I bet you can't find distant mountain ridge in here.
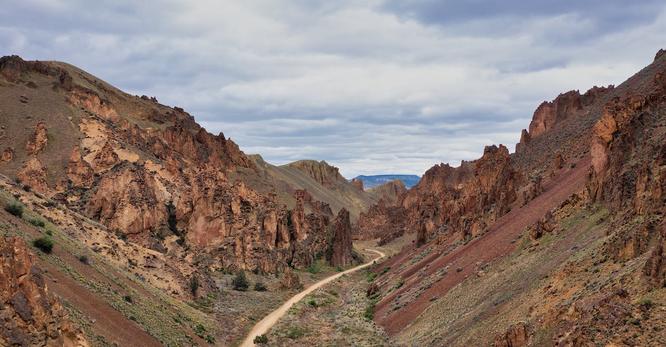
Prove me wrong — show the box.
[353,174,420,189]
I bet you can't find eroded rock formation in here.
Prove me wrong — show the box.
[0,237,88,347]
[329,208,353,267]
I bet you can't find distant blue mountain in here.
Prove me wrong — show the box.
[353,175,420,189]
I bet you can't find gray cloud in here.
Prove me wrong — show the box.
[1,0,665,177]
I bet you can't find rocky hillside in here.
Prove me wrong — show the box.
[0,237,88,347]
[363,49,666,346]
[0,55,356,274]
[0,55,362,344]
[249,155,377,221]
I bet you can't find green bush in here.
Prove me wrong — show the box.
[123,295,133,303]
[253,334,268,344]
[254,282,267,291]
[29,218,46,228]
[78,255,90,265]
[307,299,318,307]
[4,202,23,217]
[204,335,215,344]
[32,237,53,253]
[232,271,249,291]
[364,302,375,321]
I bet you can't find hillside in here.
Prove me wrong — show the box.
[361,49,666,346]
[0,55,363,345]
[249,156,377,221]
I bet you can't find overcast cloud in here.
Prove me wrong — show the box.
[1,0,665,177]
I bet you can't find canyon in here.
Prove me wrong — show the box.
[0,48,664,347]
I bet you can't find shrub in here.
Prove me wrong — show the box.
[78,255,90,265]
[232,271,249,291]
[367,272,377,282]
[204,335,215,344]
[4,202,23,217]
[194,323,206,337]
[32,237,53,253]
[306,262,321,274]
[22,185,31,192]
[253,334,268,344]
[364,303,375,321]
[189,276,200,297]
[285,326,306,339]
[123,295,133,303]
[254,282,267,292]
[45,229,53,236]
[307,299,318,307]
[29,218,46,228]
[639,298,654,310]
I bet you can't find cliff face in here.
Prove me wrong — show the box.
[357,145,523,245]
[0,55,352,274]
[0,237,88,347]
[363,50,666,346]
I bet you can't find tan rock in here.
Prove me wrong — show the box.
[25,121,48,155]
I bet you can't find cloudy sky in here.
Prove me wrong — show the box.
[2,1,665,177]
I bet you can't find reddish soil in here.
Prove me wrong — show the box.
[44,264,162,347]
[375,156,591,334]
[0,210,162,347]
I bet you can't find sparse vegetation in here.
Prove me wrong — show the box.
[4,201,23,217]
[306,261,321,274]
[367,271,377,282]
[285,326,306,339]
[232,271,249,291]
[254,281,267,291]
[28,217,46,228]
[32,237,53,253]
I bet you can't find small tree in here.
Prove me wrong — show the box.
[232,271,249,291]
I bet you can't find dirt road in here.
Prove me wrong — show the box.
[239,249,386,347]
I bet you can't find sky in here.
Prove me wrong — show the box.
[1,1,665,177]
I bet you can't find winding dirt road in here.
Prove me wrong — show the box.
[240,249,386,347]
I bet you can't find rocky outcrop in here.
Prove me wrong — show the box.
[356,199,407,242]
[328,208,353,267]
[17,157,49,193]
[493,322,529,347]
[358,145,523,245]
[405,144,522,244]
[588,68,665,215]
[287,160,345,188]
[351,178,364,191]
[0,237,88,347]
[528,91,583,138]
[1,147,13,162]
[643,223,666,288]
[516,86,613,153]
[25,122,48,155]
[368,179,407,205]
[66,146,94,188]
